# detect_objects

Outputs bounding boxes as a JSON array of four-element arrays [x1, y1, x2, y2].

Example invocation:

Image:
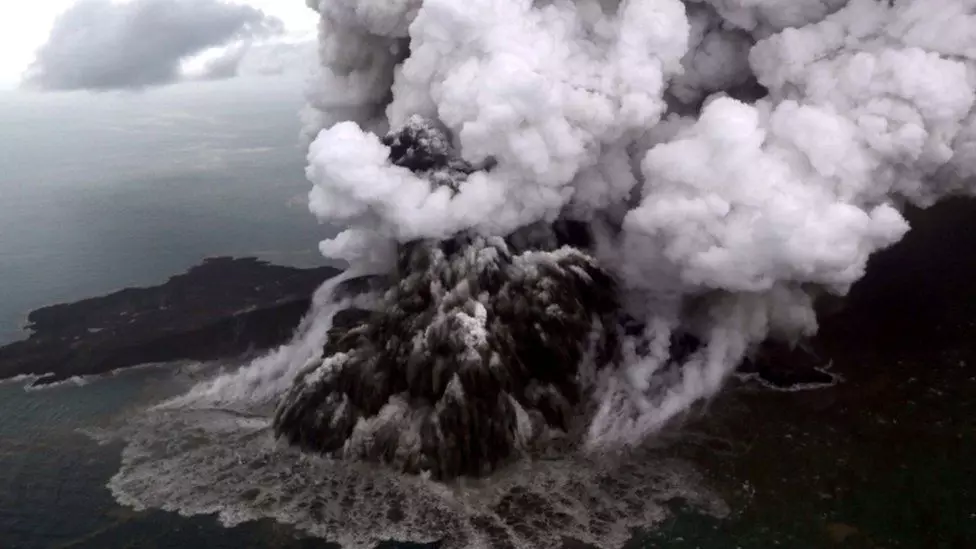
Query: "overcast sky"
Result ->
[[0, 0, 318, 90]]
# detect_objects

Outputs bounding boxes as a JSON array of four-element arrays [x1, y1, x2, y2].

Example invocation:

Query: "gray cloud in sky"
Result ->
[[23, 0, 284, 91], [199, 43, 251, 81], [196, 39, 316, 81]]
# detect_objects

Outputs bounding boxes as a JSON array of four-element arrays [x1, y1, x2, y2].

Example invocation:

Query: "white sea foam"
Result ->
[[106, 404, 726, 549]]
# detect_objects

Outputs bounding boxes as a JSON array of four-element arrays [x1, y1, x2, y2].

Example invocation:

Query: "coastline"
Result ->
[[0, 256, 340, 386], [0, 199, 973, 547], [5, 197, 975, 390]]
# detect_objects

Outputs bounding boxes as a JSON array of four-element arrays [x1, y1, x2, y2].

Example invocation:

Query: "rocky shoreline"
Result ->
[[0, 257, 339, 387]]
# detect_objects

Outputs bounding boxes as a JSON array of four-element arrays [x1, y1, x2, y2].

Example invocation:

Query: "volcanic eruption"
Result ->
[[271, 0, 976, 477], [274, 117, 627, 478], [101, 2, 976, 546]]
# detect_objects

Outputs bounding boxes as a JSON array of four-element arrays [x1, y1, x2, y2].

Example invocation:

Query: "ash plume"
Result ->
[[275, 118, 621, 478], [278, 0, 976, 475]]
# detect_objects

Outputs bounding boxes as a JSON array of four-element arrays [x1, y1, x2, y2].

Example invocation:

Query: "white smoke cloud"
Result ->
[[299, 0, 975, 447]]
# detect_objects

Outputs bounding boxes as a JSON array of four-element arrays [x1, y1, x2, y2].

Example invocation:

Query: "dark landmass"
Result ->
[[742, 196, 976, 389], [649, 197, 976, 549], [0, 199, 972, 548], [0, 257, 339, 386]]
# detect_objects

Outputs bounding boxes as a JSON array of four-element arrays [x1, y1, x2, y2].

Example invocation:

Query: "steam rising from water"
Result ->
[[105, 0, 976, 546], [302, 0, 976, 445], [105, 285, 727, 548]]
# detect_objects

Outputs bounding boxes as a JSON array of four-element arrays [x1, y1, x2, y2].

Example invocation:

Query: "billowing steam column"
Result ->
[[274, 118, 621, 479], [281, 0, 976, 476]]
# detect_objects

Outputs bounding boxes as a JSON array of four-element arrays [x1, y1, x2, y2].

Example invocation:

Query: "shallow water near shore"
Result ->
[[0, 364, 341, 549], [0, 361, 722, 549]]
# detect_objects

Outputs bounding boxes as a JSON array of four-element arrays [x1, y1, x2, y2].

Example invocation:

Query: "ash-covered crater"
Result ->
[[273, 117, 623, 479]]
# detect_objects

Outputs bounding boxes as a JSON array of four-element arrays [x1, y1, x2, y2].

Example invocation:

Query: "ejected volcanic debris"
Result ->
[[274, 118, 623, 479]]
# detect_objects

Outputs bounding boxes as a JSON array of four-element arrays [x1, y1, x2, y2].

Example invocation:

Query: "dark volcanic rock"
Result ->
[[0, 257, 339, 386], [273, 233, 621, 480], [738, 340, 838, 389], [273, 118, 622, 480]]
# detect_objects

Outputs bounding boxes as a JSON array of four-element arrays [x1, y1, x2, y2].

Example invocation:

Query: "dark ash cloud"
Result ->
[[23, 0, 283, 91]]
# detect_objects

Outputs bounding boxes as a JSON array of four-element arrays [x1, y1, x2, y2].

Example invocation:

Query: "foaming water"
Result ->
[[99, 276, 728, 548], [106, 406, 726, 549]]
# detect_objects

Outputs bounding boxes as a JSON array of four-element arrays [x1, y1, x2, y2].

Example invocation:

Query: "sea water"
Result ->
[[0, 78, 336, 345], [0, 366, 345, 548], [0, 78, 727, 548]]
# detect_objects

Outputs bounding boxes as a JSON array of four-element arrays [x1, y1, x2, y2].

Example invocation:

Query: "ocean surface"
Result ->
[[0, 367, 342, 549], [2, 80, 973, 549], [0, 79, 344, 547], [0, 78, 336, 345], [0, 80, 729, 548]]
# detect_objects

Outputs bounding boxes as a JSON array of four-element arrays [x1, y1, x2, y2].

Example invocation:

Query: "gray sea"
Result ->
[[0, 77, 336, 346], [0, 79, 728, 549], [0, 367, 344, 549], [6, 77, 966, 549], [0, 79, 343, 548]]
